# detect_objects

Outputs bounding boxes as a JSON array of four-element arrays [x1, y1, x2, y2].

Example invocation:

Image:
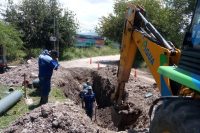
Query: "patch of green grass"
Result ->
[[0, 87, 66, 131], [0, 99, 29, 129], [49, 88, 66, 102], [0, 85, 10, 99], [60, 45, 119, 60]]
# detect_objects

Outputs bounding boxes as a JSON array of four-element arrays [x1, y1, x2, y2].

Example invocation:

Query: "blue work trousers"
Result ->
[[39, 77, 51, 97]]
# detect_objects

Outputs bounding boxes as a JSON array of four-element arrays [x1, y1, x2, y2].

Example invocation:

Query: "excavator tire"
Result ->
[[149, 98, 200, 133]]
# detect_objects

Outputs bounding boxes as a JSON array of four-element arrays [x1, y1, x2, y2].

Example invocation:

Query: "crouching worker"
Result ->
[[38, 50, 59, 105], [83, 86, 97, 120]]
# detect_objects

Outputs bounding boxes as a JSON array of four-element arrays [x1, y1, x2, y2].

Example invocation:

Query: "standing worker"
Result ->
[[83, 86, 97, 120], [79, 83, 89, 108], [38, 49, 59, 105]]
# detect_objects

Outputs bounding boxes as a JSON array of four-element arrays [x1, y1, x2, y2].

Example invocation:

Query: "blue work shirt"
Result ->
[[80, 89, 88, 99], [38, 50, 59, 78], [84, 92, 95, 110]]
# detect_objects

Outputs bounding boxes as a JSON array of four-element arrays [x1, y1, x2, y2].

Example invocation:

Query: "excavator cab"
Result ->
[[183, 0, 200, 50], [157, 0, 200, 96], [115, 0, 200, 132], [150, 1, 200, 131], [179, 0, 200, 75]]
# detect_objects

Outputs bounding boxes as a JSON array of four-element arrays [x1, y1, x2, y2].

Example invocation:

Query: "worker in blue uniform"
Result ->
[[83, 86, 97, 120], [38, 50, 59, 105], [79, 83, 89, 108]]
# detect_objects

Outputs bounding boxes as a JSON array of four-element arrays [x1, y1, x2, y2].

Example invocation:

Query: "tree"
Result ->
[[96, 0, 196, 47], [159, 0, 196, 47], [2, 0, 78, 57], [0, 21, 23, 60], [96, 0, 127, 43]]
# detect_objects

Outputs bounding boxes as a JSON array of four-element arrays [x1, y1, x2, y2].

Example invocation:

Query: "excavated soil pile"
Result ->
[[89, 67, 159, 131], [3, 100, 118, 133], [59, 66, 159, 131], [52, 67, 95, 105], [124, 77, 160, 130], [0, 59, 39, 86], [1, 58, 159, 132], [54, 67, 118, 131]]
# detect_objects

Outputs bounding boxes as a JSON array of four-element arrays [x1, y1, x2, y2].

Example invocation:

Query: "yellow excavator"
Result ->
[[115, 0, 200, 132]]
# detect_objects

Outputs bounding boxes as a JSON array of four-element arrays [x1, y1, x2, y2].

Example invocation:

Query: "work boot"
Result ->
[[39, 96, 48, 105]]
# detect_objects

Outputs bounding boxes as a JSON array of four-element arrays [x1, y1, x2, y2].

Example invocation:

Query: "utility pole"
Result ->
[[56, 20, 59, 57], [49, 0, 59, 53], [49, 0, 57, 51], [53, 15, 56, 50]]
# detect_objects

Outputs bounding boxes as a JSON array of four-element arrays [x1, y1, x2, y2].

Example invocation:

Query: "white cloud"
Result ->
[[60, 0, 114, 33], [1, 0, 114, 34]]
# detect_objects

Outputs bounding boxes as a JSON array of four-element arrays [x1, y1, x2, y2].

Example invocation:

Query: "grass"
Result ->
[[0, 85, 10, 100], [0, 98, 29, 130], [60, 45, 119, 60], [0, 86, 66, 131]]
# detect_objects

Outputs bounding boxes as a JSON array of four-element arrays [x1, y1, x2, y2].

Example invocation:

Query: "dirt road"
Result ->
[[60, 55, 155, 84], [60, 55, 120, 69]]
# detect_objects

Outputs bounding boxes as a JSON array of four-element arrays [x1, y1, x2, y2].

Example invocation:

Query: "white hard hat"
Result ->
[[83, 83, 88, 89], [87, 86, 92, 90]]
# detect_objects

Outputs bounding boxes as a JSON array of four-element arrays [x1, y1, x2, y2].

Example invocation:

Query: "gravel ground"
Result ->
[[1, 55, 159, 133], [3, 100, 123, 133]]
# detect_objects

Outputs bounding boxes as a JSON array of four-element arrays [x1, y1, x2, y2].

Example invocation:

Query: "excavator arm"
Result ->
[[113, 2, 200, 132], [115, 4, 181, 104]]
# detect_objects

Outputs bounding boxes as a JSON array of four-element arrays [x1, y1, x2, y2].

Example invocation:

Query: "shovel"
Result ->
[[23, 73, 33, 105], [94, 103, 98, 123]]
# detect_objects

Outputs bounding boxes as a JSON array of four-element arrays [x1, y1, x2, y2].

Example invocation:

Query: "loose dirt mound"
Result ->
[[3, 100, 117, 133], [89, 67, 159, 131], [52, 67, 94, 104], [58, 66, 159, 131], [0, 59, 38, 86], [1, 58, 159, 132], [124, 76, 159, 130]]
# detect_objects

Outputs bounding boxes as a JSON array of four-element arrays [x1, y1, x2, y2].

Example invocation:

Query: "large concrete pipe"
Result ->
[[0, 90, 23, 115]]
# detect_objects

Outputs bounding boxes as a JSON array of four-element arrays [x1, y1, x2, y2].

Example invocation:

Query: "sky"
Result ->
[[0, 0, 114, 34], [61, 0, 114, 34]]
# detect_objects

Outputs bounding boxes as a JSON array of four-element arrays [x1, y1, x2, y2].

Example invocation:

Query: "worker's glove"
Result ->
[[54, 64, 60, 70]]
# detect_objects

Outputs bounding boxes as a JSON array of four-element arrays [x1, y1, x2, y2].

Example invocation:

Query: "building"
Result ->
[[75, 34, 104, 47]]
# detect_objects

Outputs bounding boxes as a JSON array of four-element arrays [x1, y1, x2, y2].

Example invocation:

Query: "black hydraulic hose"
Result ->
[[137, 11, 176, 52]]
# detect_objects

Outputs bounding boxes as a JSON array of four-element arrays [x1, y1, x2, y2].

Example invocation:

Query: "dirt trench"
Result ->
[[1, 58, 159, 132], [57, 66, 159, 132], [55, 67, 119, 131]]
